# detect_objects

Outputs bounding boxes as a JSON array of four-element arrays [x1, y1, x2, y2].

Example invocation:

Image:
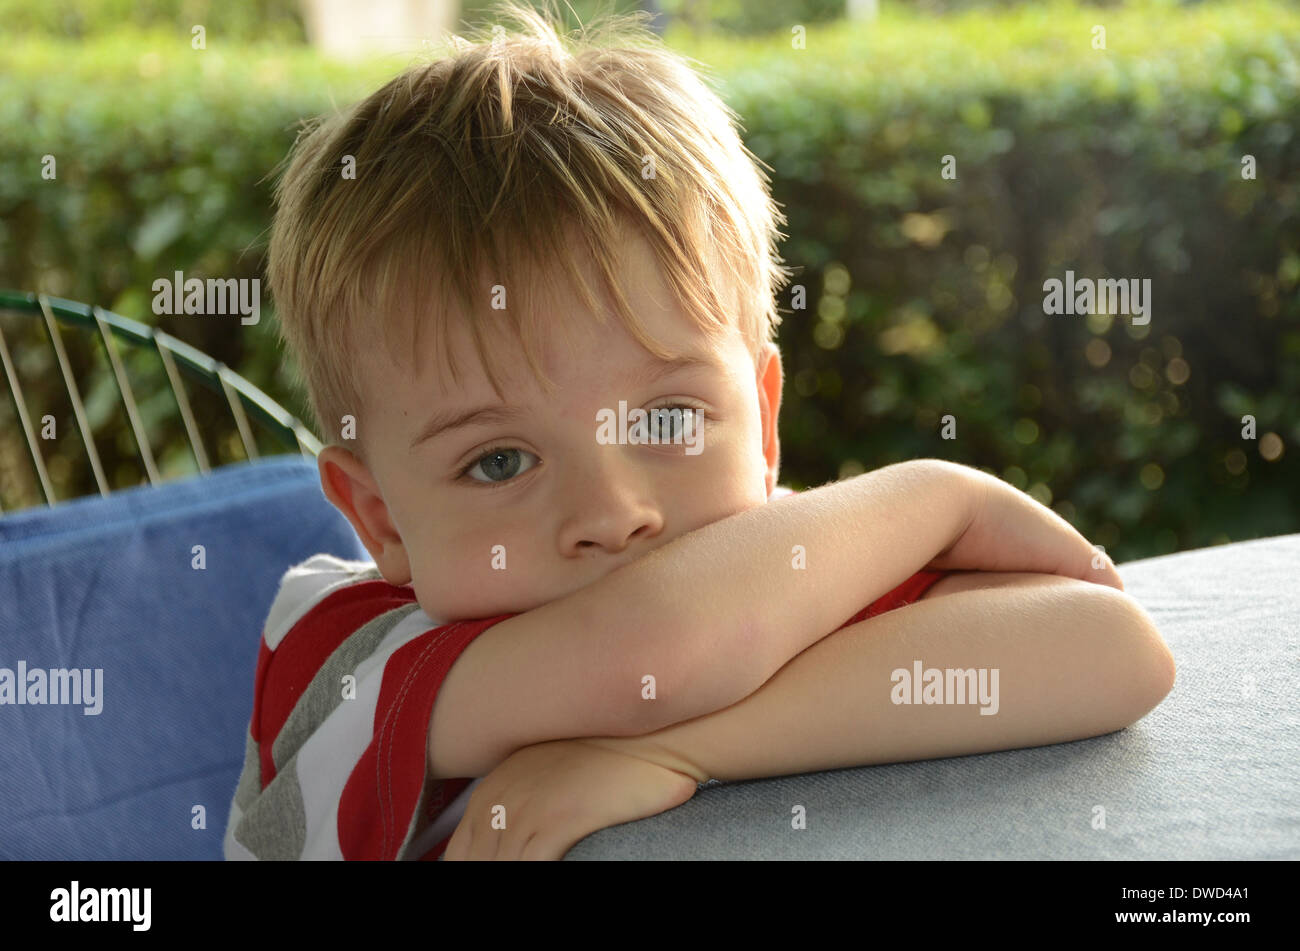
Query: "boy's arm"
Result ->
[[575, 573, 1177, 784], [430, 459, 978, 779]]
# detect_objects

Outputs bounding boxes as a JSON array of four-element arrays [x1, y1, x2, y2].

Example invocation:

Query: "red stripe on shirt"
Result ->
[[337, 613, 515, 861], [423, 835, 452, 861], [250, 640, 271, 746], [257, 580, 419, 787], [836, 569, 948, 630]]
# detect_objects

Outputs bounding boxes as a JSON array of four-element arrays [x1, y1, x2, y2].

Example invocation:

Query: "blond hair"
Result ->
[[267, 0, 790, 458]]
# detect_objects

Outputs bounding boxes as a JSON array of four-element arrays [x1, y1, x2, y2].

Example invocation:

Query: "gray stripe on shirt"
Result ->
[[234, 755, 308, 859], [232, 601, 423, 859], [232, 729, 261, 815], [270, 602, 424, 775]]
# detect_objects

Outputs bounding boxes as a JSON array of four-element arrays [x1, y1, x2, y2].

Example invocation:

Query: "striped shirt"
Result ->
[[222, 554, 513, 860], [223, 487, 947, 861]]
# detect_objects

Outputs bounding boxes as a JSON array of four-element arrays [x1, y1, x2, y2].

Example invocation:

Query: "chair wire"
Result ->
[[0, 290, 322, 513], [0, 317, 54, 509], [39, 294, 109, 498], [92, 305, 160, 486]]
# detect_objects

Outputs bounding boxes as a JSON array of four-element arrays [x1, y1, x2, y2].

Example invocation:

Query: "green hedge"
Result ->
[[0, 0, 308, 42], [0, 0, 857, 42], [1, 0, 1297, 560]]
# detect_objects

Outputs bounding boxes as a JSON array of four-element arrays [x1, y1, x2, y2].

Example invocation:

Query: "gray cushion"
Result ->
[[565, 533, 1300, 859]]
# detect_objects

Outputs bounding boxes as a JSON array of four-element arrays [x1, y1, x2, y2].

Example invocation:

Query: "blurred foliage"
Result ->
[[0, 0, 847, 41], [684, 0, 1300, 559], [647, 0, 846, 35], [1, 0, 1298, 562], [0, 0, 308, 42]]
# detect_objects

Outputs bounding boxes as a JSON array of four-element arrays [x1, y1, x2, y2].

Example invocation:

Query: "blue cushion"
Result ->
[[0, 457, 368, 860]]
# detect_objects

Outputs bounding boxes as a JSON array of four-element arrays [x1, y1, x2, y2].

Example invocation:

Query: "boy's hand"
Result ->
[[442, 739, 697, 861], [928, 467, 1125, 590]]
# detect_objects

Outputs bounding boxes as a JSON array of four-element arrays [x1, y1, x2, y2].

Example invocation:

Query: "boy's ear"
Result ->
[[755, 342, 783, 497], [318, 445, 412, 586]]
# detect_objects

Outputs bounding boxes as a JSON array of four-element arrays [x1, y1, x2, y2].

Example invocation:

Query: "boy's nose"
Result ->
[[556, 456, 664, 557]]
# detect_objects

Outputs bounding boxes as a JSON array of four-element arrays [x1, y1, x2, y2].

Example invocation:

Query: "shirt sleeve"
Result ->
[[335, 614, 515, 860], [222, 556, 517, 861]]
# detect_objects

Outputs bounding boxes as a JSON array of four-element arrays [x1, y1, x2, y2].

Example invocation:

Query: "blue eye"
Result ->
[[641, 403, 705, 441], [457, 403, 706, 487], [460, 446, 539, 485]]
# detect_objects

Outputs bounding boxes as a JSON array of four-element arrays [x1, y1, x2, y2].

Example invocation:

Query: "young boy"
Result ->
[[224, 3, 1175, 861]]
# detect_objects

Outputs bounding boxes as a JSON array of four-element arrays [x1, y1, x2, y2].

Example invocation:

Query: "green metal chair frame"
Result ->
[[0, 289, 322, 513]]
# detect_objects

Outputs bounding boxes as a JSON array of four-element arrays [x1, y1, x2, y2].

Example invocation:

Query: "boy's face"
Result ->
[[320, 231, 784, 621]]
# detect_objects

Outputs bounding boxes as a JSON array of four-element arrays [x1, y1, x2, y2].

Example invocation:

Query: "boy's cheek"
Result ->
[[413, 556, 546, 619]]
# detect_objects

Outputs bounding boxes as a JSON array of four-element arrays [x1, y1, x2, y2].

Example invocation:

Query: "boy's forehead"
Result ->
[[356, 217, 753, 435], [414, 301, 733, 400], [392, 278, 736, 395]]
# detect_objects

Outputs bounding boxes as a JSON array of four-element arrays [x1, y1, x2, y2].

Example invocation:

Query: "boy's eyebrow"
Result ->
[[409, 353, 719, 452], [410, 404, 529, 452], [629, 353, 720, 387]]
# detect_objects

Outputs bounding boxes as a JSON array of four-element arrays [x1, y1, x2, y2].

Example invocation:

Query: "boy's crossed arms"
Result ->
[[444, 572, 1172, 860], [430, 460, 1175, 859]]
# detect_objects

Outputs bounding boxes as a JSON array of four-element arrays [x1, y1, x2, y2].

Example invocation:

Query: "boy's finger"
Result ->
[[483, 824, 504, 861], [467, 832, 492, 861], [512, 830, 543, 861], [492, 830, 528, 861], [1095, 558, 1124, 591], [444, 825, 468, 860], [520, 832, 565, 861]]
